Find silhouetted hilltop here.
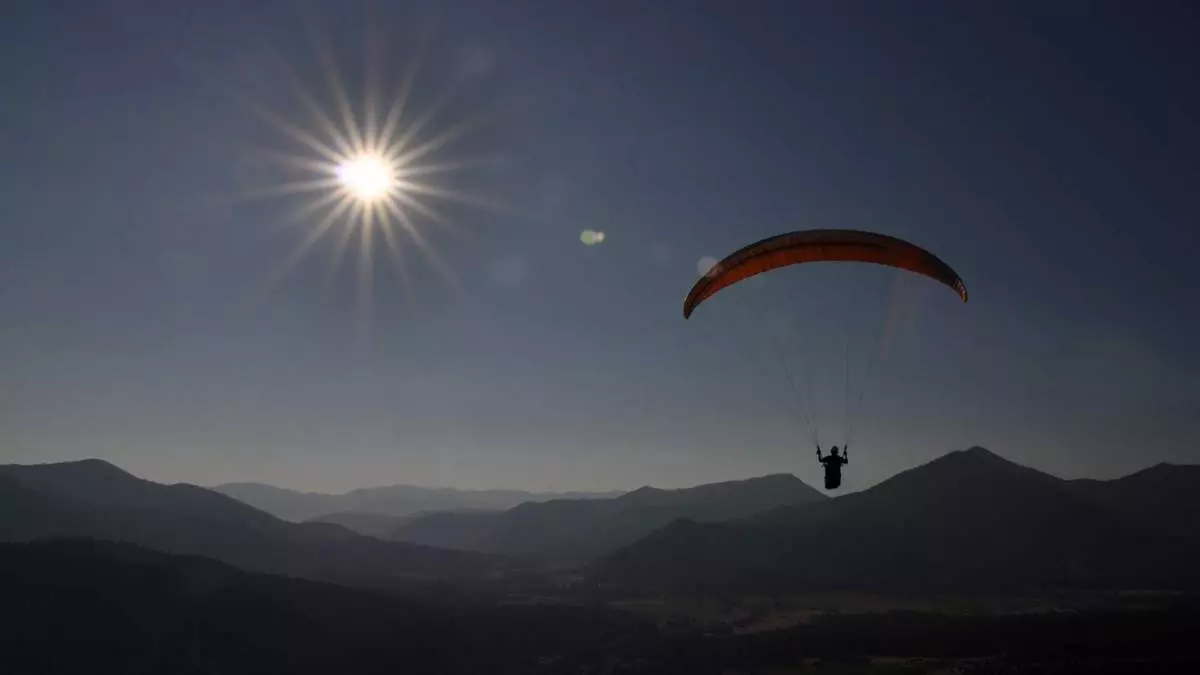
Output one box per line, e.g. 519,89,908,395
1067,463,1200,541
215,481,623,521
1,459,279,527
389,473,825,562
0,460,498,590
596,448,1200,593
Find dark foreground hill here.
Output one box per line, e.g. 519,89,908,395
0,460,496,589
597,448,1200,594
4,540,1200,675
389,473,826,562
0,539,664,675
215,481,624,522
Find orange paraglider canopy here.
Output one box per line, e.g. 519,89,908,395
684,229,967,319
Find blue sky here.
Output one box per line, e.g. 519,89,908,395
2,0,1197,492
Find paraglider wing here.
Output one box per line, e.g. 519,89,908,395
683,229,968,318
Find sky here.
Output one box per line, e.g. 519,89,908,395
2,0,1198,493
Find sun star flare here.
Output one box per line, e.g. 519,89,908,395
231,11,505,326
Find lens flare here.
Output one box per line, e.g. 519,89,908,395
581,229,606,246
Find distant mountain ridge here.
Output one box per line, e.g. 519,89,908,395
305,511,420,537
214,481,626,522
596,447,1200,594
0,459,497,590
388,473,827,562
8,450,1199,598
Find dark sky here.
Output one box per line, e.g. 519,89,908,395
3,0,1198,493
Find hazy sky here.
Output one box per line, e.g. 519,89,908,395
3,0,1198,493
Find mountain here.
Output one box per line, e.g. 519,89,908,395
305,511,415,537
215,481,625,522
0,459,496,589
389,473,826,562
596,448,1200,593
303,509,499,538
1067,463,1200,543
213,482,343,521
0,539,665,675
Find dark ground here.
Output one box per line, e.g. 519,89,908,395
4,540,1200,675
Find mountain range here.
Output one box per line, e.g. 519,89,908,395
5,448,1200,597
213,481,625,522
386,473,826,562
596,447,1200,594
0,459,495,590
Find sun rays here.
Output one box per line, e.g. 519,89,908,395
228,5,506,328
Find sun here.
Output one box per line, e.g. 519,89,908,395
336,154,396,202
226,7,505,325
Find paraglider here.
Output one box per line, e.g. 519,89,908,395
684,229,967,320
683,229,967,490
816,445,848,490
